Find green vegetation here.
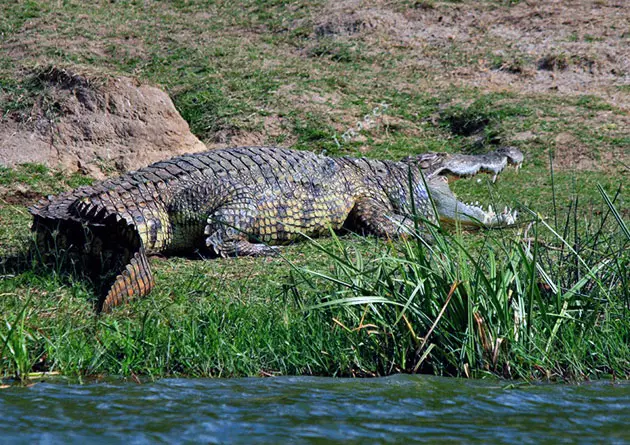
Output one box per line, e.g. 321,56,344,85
1,178,627,381
290,188,629,379
1,0,628,382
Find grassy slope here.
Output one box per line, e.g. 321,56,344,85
0,0,628,381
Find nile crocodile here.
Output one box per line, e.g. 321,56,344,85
29,146,522,313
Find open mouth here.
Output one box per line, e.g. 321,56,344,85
417,147,523,228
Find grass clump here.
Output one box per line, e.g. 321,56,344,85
488,51,533,74
287,186,629,380
0,163,92,191
308,39,367,64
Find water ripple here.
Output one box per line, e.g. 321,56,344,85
1,375,629,444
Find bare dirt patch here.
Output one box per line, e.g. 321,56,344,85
552,132,598,171
0,189,44,206
309,0,630,104
274,84,342,114
207,114,293,148
0,67,206,179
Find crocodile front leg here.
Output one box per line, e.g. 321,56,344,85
169,180,278,257
345,197,425,239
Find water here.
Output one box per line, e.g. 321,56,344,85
1,375,628,444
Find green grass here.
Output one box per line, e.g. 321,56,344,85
287,188,628,379
0,176,627,381
0,164,93,190
0,240,380,380
0,0,628,382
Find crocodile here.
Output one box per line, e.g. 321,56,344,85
29,146,522,313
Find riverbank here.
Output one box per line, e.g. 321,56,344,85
1,174,628,381
1,0,628,381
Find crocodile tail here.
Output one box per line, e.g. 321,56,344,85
97,214,155,313
30,187,156,313
99,246,154,313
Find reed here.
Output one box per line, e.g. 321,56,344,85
289,183,629,379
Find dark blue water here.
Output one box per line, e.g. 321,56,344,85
1,375,628,444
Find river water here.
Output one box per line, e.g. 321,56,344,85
1,375,628,444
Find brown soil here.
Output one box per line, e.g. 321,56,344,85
0,189,44,206
209,115,291,148
552,132,597,171
0,67,206,179
304,0,629,172
311,0,629,104
1,1,627,178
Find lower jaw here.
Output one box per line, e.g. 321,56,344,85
438,216,486,228
438,203,518,228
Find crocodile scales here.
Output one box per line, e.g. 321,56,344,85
30,146,522,313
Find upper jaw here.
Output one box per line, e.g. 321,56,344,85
408,146,524,181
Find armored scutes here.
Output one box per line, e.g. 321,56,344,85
30,146,522,312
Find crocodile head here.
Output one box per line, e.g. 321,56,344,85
406,147,523,227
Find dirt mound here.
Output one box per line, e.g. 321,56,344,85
0,67,206,179
314,2,410,39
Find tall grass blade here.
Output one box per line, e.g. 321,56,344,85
597,183,629,241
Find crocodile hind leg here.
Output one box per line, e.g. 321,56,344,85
204,197,279,257
97,215,155,313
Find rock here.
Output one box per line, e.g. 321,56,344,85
0,67,206,179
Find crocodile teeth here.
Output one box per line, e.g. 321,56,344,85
487,206,518,226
